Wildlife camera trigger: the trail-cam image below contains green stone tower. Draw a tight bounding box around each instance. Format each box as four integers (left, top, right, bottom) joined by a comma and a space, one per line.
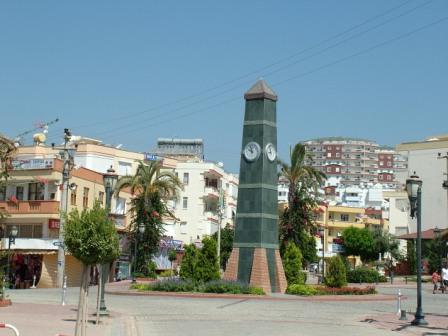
224, 80, 287, 293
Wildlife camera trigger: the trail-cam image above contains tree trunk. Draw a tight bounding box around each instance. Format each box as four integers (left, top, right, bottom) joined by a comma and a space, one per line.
95, 264, 102, 324
82, 265, 90, 336
75, 264, 88, 336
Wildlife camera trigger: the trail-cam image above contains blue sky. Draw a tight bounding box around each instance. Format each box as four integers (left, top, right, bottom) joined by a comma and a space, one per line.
1, 1, 447, 172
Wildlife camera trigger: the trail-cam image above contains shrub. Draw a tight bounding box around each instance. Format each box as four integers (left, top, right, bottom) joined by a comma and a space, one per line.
282, 242, 305, 285
286, 284, 318, 296
180, 238, 220, 284
347, 267, 383, 283
202, 280, 264, 295
315, 286, 377, 295
159, 269, 176, 277
146, 260, 158, 279
148, 279, 196, 292
324, 255, 347, 288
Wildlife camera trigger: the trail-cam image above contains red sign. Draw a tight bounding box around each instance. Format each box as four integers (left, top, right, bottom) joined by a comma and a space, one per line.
48, 219, 60, 229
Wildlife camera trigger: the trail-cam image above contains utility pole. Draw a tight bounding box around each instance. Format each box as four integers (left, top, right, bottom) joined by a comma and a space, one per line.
217, 187, 225, 268
56, 129, 76, 288
437, 152, 448, 233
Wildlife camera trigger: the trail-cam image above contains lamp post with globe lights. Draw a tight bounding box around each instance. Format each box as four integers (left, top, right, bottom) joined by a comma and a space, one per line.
6, 225, 18, 287
98, 166, 118, 316
406, 173, 427, 326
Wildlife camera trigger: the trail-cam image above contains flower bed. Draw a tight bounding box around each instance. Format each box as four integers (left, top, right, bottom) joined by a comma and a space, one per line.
287, 284, 377, 296
131, 279, 265, 295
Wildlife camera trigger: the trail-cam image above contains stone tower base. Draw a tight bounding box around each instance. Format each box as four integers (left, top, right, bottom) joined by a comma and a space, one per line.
223, 247, 287, 294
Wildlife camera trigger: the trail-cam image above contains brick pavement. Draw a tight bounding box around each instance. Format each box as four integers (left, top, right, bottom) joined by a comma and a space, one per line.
0, 302, 115, 336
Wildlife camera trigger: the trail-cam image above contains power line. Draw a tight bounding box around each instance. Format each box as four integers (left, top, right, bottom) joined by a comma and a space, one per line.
81, 0, 431, 140
97, 16, 448, 141
53, 0, 419, 133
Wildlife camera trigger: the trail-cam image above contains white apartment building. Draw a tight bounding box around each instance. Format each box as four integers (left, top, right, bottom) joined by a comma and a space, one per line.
396, 135, 448, 232
163, 160, 238, 245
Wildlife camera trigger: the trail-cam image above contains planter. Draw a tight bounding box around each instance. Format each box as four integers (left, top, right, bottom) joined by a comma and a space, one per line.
0, 299, 12, 307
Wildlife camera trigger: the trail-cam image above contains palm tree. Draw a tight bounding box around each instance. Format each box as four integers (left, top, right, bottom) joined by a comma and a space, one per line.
278, 143, 326, 265
114, 160, 182, 275
279, 143, 326, 209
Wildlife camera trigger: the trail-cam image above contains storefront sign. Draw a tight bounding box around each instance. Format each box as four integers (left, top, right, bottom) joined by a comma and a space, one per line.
12, 159, 54, 170
48, 218, 60, 229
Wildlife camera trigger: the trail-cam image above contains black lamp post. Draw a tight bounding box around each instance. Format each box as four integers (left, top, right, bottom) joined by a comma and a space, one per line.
99, 166, 118, 316
132, 223, 145, 283
406, 173, 427, 326
6, 225, 18, 287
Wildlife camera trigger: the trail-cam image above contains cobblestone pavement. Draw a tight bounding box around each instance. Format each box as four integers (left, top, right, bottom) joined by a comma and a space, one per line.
3, 279, 448, 336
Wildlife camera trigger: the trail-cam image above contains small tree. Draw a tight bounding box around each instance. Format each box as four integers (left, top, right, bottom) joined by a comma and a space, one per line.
324, 255, 347, 288
212, 224, 234, 270
168, 249, 177, 271
180, 237, 220, 284
195, 237, 220, 283
342, 227, 375, 263
64, 202, 119, 336
179, 244, 198, 281
282, 242, 305, 285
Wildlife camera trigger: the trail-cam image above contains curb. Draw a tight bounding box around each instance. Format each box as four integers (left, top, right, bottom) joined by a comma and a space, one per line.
106, 290, 403, 302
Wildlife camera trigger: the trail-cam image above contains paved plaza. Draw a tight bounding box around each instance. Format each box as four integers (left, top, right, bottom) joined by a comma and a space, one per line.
2, 279, 448, 336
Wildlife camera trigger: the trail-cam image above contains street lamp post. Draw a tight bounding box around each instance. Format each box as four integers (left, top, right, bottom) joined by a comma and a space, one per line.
406, 173, 427, 326
99, 166, 118, 316
132, 223, 146, 283
6, 225, 18, 288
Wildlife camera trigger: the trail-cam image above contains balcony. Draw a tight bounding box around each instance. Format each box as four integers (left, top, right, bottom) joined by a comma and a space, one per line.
204, 211, 219, 222
0, 200, 59, 215
0, 238, 59, 251
204, 186, 219, 199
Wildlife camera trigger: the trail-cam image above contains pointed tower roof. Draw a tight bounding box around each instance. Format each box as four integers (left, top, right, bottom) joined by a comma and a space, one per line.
244, 79, 278, 101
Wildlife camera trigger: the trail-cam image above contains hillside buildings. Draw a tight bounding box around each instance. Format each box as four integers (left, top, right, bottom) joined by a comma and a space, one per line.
302, 137, 407, 188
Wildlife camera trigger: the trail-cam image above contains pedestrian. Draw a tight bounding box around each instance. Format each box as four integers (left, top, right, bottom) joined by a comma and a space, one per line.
442, 265, 448, 290
432, 270, 440, 294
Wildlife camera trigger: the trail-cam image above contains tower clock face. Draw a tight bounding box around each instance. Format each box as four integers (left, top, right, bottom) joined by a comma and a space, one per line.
243, 141, 261, 162
265, 143, 277, 162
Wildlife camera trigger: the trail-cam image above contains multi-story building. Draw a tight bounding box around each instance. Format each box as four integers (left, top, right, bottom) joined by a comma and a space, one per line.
396, 135, 448, 232
315, 204, 387, 265
0, 143, 134, 288
161, 160, 238, 246
302, 137, 406, 188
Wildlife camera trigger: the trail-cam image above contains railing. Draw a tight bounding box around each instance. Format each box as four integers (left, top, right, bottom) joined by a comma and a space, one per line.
204, 186, 219, 198
0, 201, 59, 214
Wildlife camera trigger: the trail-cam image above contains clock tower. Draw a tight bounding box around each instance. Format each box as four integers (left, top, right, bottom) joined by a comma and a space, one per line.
224, 79, 287, 293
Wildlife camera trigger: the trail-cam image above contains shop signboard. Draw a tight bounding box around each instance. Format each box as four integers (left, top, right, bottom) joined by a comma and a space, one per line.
48, 218, 60, 229
12, 158, 54, 170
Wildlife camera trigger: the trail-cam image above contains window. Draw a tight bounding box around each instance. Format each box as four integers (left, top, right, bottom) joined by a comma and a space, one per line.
379, 161, 384, 166
183, 172, 189, 185
335, 153, 340, 158
118, 161, 132, 176
70, 190, 77, 206
326, 167, 331, 173
8, 224, 42, 238
336, 147, 340, 150
98, 191, 104, 206
335, 167, 340, 173
180, 222, 187, 234
386, 175, 392, 181
82, 187, 89, 208
16, 186, 24, 200
115, 197, 126, 214
327, 153, 332, 158
387, 161, 392, 167
379, 175, 383, 180
183, 197, 188, 209
379, 155, 384, 159
28, 183, 44, 200
340, 214, 349, 222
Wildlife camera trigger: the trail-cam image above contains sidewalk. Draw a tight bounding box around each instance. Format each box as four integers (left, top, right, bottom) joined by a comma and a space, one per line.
362, 312, 448, 336
0, 303, 117, 336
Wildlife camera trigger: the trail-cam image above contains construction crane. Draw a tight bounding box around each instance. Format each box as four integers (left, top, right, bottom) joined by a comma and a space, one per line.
14, 118, 59, 145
